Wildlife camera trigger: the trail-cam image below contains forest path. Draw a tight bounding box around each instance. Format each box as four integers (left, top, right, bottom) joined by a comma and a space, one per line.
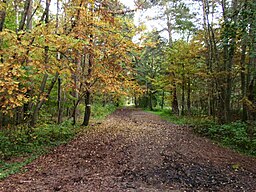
1, 108, 256, 191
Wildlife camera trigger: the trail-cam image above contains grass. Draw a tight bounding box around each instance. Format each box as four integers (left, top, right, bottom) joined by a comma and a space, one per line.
145, 108, 215, 127
91, 103, 117, 120
0, 121, 78, 179
146, 108, 256, 157
0, 103, 117, 180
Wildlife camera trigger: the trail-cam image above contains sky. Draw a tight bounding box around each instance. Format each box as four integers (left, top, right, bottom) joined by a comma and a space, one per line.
119, 0, 171, 40
119, 0, 206, 42
118, 1, 164, 30
119, 0, 135, 9
49, 0, 203, 41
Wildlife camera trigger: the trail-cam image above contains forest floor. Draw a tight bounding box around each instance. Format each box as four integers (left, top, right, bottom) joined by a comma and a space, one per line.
0, 108, 256, 192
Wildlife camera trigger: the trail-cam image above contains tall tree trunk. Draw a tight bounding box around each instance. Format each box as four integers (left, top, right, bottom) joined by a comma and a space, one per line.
165, 4, 179, 114
29, 0, 53, 127
26, 0, 33, 30
187, 77, 191, 115
240, 42, 247, 121
72, 70, 78, 125
82, 90, 91, 126
57, 77, 62, 124
0, 0, 6, 64
0, 0, 6, 32
172, 83, 179, 115
161, 90, 164, 110
30, 73, 59, 127
56, 0, 62, 124
218, 0, 238, 123
135, 95, 138, 108
149, 90, 153, 111
19, 0, 31, 31
247, 0, 256, 121
82, 35, 93, 126
181, 64, 185, 116
203, 0, 218, 119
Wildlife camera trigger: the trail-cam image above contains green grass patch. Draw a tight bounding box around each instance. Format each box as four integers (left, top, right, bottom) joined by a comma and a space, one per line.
91, 103, 117, 120
0, 121, 78, 179
145, 108, 214, 126
0, 156, 37, 179
146, 109, 256, 157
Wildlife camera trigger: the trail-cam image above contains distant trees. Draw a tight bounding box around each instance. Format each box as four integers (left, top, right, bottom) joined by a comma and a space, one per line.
135, 31, 166, 110
137, 0, 196, 114
137, 0, 256, 123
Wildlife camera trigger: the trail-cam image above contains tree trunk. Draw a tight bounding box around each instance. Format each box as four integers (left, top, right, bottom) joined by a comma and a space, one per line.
240, 42, 247, 121
172, 83, 179, 115
203, 0, 218, 120
149, 90, 153, 111
26, 0, 33, 30
82, 35, 93, 126
165, 4, 179, 115
57, 77, 62, 124
218, 0, 238, 123
82, 90, 91, 126
0, 0, 6, 32
161, 90, 164, 110
247, 0, 256, 121
187, 77, 191, 115
0, 0, 6, 64
19, 0, 31, 31
135, 95, 138, 108
72, 72, 78, 125
181, 64, 185, 116
56, 0, 61, 124
30, 73, 59, 127
29, 0, 52, 127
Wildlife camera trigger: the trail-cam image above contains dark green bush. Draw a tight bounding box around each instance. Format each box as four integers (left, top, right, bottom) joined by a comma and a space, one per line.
207, 121, 256, 155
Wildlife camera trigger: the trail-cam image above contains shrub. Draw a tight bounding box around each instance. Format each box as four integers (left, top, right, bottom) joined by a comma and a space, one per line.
207, 121, 256, 155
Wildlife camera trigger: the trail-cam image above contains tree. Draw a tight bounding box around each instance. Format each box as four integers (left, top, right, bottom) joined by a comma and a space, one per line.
164, 39, 204, 115
135, 30, 166, 110
140, 0, 196, 114
0, 0, 140, 127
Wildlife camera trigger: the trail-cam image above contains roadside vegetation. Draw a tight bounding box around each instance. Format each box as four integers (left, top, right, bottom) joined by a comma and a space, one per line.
147, 109, 256, 157
0, 104, 117, 179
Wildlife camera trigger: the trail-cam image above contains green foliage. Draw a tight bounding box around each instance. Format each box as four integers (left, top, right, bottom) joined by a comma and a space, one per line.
0, 101, 117, 180
0, 122, 78, 179
147, 108, 214, 126
91, 103, 117, 120
0, 157, 37, 180
206, 122, 256, 156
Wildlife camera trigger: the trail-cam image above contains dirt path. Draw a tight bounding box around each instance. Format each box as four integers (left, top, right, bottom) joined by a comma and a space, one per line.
1, 108, 256, 191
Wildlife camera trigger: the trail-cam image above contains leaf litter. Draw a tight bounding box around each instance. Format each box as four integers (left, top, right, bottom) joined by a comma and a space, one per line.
0, 108, 255, 191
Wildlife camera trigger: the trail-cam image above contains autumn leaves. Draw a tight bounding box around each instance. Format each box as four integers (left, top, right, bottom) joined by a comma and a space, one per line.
0, 0, 139, 126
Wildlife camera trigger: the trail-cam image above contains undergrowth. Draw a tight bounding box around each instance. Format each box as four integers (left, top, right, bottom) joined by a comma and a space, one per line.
147, 109, 256, 157
205, 121, 256, 156
0, 104, 117, 180
91, 103, 117, 120
0, 121, 78, 179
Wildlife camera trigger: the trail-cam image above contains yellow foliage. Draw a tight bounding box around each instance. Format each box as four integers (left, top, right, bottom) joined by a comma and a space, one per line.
0, 0, 142, 115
